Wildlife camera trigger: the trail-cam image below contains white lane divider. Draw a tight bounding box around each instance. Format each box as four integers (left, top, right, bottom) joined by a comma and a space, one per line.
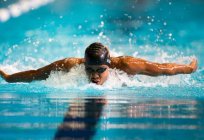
0, 0, 54, 22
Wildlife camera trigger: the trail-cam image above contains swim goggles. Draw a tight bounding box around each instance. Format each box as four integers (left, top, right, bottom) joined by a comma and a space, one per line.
85, 67, 107, 74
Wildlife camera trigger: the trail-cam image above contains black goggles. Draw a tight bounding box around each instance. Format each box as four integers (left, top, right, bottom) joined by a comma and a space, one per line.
85, 67, 107, 74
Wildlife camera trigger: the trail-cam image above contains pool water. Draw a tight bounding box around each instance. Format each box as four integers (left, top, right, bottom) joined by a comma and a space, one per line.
0, 0, 204, 139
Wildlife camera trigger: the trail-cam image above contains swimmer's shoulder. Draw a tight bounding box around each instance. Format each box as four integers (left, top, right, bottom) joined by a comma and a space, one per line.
50, 57, 84, 72
111, 56, 145, 62
59, 57, 85, 70
110, 56, 143, 69
64, 57, 85, 65
110, 56, 128, 69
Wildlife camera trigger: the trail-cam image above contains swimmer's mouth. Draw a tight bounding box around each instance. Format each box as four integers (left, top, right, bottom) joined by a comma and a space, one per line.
91, 80, 100, 84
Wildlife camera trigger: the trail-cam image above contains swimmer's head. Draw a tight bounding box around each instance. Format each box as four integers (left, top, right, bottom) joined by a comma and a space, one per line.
85, 42, 110, 66
85, 42, 110, 85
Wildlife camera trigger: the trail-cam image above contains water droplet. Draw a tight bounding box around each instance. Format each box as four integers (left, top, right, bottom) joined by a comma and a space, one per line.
150, 28, 154, 32
0, 9, 10, 22
99, 21, 104, 28
78, 25, 82, 29
163, 22, 167, 26
48, 38, 53, 42
99, 32, 103, 37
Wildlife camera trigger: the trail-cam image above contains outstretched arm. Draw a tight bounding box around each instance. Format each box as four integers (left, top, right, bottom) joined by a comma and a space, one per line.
0, 58, 84, 83
119, 56, 197, 76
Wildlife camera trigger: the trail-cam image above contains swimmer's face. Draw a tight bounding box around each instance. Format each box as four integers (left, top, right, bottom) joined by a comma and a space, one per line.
85, 65, 109, 85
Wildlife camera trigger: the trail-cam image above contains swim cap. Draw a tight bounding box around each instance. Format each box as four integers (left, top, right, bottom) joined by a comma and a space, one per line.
85, 42, 111, 66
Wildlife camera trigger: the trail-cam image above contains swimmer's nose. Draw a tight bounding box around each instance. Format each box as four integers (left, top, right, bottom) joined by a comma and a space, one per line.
90, 72, 100, 78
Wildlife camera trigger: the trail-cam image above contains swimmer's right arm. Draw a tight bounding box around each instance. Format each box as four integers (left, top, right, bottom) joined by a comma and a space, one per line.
0, 58, 84, 83
116, 56, 197, 76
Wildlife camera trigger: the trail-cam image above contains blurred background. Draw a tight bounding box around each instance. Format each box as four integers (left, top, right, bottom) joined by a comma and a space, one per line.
0, 0, 204, 64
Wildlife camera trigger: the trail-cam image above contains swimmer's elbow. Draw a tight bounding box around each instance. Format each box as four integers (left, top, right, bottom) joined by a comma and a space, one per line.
163, 66, 194, 75
138, 71, 163, 76
141, 66, 163, 76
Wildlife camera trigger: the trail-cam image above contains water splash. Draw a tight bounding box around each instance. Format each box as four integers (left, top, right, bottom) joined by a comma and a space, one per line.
43, 64, 89, 89
43, 63, 194, 90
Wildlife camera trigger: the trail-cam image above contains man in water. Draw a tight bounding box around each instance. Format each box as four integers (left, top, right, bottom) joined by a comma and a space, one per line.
0, 42, 197, 85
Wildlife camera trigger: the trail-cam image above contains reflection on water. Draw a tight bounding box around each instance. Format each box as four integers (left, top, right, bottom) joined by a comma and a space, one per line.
96, 97, 204, 140
0, 92, 204, 139
55, 97, 106, 140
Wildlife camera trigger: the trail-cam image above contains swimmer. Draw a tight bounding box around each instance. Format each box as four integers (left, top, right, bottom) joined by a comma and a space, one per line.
0, 42, 197, 85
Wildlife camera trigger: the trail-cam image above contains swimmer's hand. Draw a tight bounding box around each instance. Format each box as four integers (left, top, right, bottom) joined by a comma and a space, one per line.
189, 58, 198, 73
0, 69, 8, 80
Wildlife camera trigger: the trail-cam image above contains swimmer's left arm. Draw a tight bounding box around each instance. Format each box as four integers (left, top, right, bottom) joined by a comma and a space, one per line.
0, 58, 84, 83
0, 59, 67, 83
120, 56, 197, 76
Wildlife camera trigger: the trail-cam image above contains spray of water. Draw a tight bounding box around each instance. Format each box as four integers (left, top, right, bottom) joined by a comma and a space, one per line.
43, 63, 194, 90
